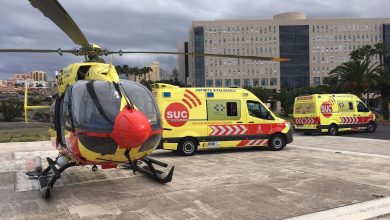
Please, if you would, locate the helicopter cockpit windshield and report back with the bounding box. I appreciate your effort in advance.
[64,80,161,134]
[118,80,162,131]
[69,80,121,133]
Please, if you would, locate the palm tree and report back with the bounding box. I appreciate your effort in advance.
[374,43,387,65]
[244,86,274,103]
[373,66,390,120]
[329,59,379,98]
[140,67,152,80]
[275,87,297,117]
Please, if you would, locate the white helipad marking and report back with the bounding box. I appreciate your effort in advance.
[285,197,390,220]
[289,145,390,159]
[14,150,141,192]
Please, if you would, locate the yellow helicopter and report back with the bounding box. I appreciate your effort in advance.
[0,0,288,199]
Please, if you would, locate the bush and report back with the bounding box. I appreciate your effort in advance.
[33,111,50,122]
[0,98,23,122]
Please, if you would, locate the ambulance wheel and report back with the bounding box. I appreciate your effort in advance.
[268,134,286,151]
[366,122,376,133]
[178,138,197,156]
[328,124,339,136]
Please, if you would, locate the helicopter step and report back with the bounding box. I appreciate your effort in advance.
[122,157,174,184]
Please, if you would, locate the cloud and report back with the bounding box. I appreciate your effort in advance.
[0,0,389,79]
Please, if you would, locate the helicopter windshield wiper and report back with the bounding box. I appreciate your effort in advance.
[116,83,134,110]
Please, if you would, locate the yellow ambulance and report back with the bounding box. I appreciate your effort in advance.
[293,94,376,135]
[152,83,293,156]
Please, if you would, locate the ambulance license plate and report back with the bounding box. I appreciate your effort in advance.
[207,142,220,148]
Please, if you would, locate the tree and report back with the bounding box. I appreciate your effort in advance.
[373,66,390,120]
[329,59,379,98]
[275,88,297,117]
[172,68,179,81]
[33,111,50,122]
[139,67,152,80]
[115,65,152,81]
[322,76,345,93]
[0,98,23,122]
[374,43,387,65]
[244,86,274,103]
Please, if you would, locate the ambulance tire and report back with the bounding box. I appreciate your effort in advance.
[328,124,339,136]
[366,122,376,133]
[268,134,286,151]
[178,138,198,156]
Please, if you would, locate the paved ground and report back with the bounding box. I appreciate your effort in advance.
[341,124,390,140]
[0,134,389,219]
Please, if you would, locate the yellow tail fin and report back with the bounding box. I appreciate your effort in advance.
[24,85,50,123]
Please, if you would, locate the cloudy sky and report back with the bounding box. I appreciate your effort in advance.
[0,0,389,80]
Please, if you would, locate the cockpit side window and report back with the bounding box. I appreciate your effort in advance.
[77,65,91,80]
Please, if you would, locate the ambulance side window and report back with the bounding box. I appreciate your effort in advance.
[207,100,241,120]
[357,101,368,112]
[247,101,273,120]
[348,102,354,110]
[227,102,238,116]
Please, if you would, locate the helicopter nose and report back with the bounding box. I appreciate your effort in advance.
[111,108,152,148]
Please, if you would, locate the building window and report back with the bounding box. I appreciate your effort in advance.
[206,80,213,87]
[224,79,231,87]
[261,78,268,87]
[216,79,222,87]
[313,77,321,85]
[243,79,250,87]
[252,79,259,86]
[233,79,240,87]
[270,78,277,86]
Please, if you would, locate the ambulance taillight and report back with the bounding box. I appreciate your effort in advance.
[316,116,321,124]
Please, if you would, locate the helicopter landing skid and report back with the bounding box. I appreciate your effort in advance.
[122,157,174,184]
[25,157,77,199]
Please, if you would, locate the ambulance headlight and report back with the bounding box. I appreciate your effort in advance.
[284,121,291,129]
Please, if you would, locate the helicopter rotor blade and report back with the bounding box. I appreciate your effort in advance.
[0,49,72,55]
[29,0,90,48]
[0,48,290,62]
[109,51,289,62]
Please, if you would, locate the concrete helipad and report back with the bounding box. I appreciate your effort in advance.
[0,134,390,219]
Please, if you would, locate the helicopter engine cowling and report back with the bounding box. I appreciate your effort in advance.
[111,107,152,148]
